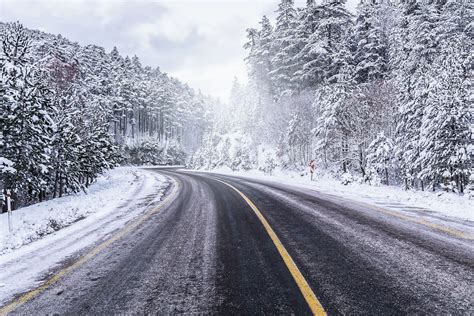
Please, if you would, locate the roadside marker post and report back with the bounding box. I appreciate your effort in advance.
[309,160,315,181]
[6,189,12,232]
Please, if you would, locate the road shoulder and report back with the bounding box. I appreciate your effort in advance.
[0,167,169,307]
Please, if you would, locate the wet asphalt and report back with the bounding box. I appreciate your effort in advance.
[10,169,474,314]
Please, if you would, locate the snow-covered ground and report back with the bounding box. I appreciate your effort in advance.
[0,167,168,304]
[0,167,164,254]
[201,167,474,222]
[140,165,186,169]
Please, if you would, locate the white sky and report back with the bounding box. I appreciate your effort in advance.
[0,0,358,101]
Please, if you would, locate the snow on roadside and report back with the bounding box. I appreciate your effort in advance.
[0,167,169,305]
[140,165,185,169]
[200,167,474,222]
[0,167,166,254]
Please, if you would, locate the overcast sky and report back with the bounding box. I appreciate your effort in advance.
[0,0,358,101]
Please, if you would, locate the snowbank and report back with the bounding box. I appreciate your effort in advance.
[140,165,186,169]
[0,167,167,254]
[199,168,474,222]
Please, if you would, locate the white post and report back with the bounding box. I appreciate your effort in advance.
[6,190,12,232]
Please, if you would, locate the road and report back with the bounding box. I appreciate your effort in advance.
[3,168,474,314]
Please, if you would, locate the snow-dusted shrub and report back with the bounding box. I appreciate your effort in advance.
[190,132,258,171]
[340,172,354,185]
[261,155,277,175]
[124,140,185,166]
[165,142,186,165]
[365,167,382,186]
[125,141,165,165]
[231,146,254,171]
[439,169,458,193]
[233,135,257,171]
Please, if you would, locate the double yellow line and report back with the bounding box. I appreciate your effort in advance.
[217,179,326,315]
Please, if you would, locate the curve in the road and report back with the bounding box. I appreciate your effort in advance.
[217,179,326,315]
[0,175,180,315]
[2,168,473,314]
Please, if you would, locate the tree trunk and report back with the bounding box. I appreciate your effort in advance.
[59,176,64,198]
[53,170,59,198]
[359,147,365,177]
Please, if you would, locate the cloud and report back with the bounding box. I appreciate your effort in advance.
[0,0,359,100]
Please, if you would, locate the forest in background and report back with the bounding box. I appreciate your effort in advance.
[190,0,472,194]
[0,22,213,207]
[1,0,472,209]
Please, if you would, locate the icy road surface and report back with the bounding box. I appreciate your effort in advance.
[2,168,474,314]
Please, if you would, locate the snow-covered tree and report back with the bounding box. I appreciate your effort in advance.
[230,0,471,193]
[0,22,54,203]
[353,1,389,84]
[0,21,212,207]
[417,38,471,192]
[394,2,440,190]
[314,48,356,172]
[244,16,274,98]
[269,0,300,96]
[366,132,394,185]
[296,0,353,87]
[286,92,315,166]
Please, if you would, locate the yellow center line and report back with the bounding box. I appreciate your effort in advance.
[216,179,326,316]
[0,178,180,316]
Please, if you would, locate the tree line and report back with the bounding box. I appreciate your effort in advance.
[0,22,210,207]
[193,0,472,193]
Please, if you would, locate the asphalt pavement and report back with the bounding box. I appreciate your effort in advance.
[7,169,474,314]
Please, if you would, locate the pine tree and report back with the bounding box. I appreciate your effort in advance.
[269,0,299,96]
[109,46,126,142]
[366,132,394,185]
[43,55,83,197]
[287,108,312,166]
[297,0,353,88]
[315,49,357,172]
[292,0,319,89]
[0,22,54,203]
[353,1,389,84]
[394,2,440,190]
[244,16,274,97]
[417,28,471,192]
